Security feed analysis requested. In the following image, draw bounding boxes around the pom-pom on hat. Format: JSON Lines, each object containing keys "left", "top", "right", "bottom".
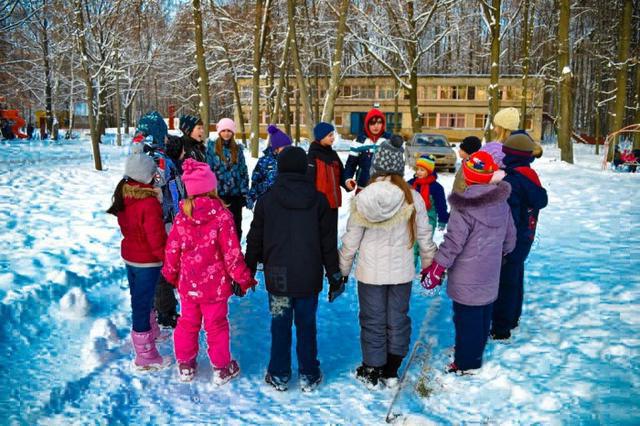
{"left": 125, "top": 143, "right": 157, "bottom": 184}
{"left": 313, "top": 122, "right": 335, "bottom": 141}
{"left": 371, "top": 134, "right": 405, "bottom": 176}
{"left": 502, "top": 131, "right": 537, "bottom": 157}
{"left": 179, "top": 114, "right": 202, "bottom": 136}
{"left": 462, "top": 151, "right": 498, "bottom": 185}
{"left": 267, "top": 124, "right": 293, "bottom": 150}
{"left": 277, "top": 146, "right": 307, "bottom": 174}
{"left": 181, "top": 158, "right": 217, "bottom": 196}
{"left": 459, "top": 136, "right": 482, "bottom": 155}
{"left": 493, "top": 107, "right": 520, "bottom": 131}
{"left": 216, "top": 118, "right": 236, "bottom": 135}
{"left": 415, "top": 154, "right": 436, "bottom": 174}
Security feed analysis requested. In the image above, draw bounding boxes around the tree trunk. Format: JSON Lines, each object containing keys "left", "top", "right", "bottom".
{"left": 595, "top": 66, "right": 601, "bottom": 155}
{"left": 274, "top": 27, "right": 292, "bottom": 124}
{"left": 115, "top": 50, "right": 122, "bottom": 146}
{"left": 482, "top": 0, "right": 501, "bottom": 142}
{"left": 407, "top": 0, "right": 420, "bottom": 134}
{"left": 74, "top": 0, "right": 102, "bottom": 170}
{"left": 520, "top": 0, "right": 532, "bottom": 128}
{"left": 634, "top": 57, "right": 640, "bottom": 150}
{"left": 66, "top": 51, "right": 75, "bottom": 140}
{"left": 557, "top": 0, "right": 573, "bottom": 163}
{"left": 250, "top": 0, "right": 265, "bottom": 157}
{"left": 42, "top": 13, "right": 53, "bottom": 139}
{"left": 287, "top": 0, "right": 315, "bottom": 139}
{"left": 284, "top": 78, "right": 292, "bottom": 138}
{"left": 394, "top": 78, "right": 400, "bottom": 132}
{"left": 321, "top": 0, "right": 350, "bottom": 123}
{"left": 295, "top": 88, "right": 301, "bottom": 144}
{"left": 125, "top": 102, "right": 132, "bottom": 135}
{"left": 610, "top": 0, "right": 633, "bottom": 158}
{"left": 193, "top": 0, "right": 210, "bottom": 136}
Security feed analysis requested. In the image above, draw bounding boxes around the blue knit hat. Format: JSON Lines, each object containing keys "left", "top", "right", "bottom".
{"left": 313, "top": 122, "right": 335, "bottom": 141}
{"left": 179, "top": 114, "right": 202, "bottom": 136}
{"left": 267, "top": 124, "right": 292, "bottom": 150}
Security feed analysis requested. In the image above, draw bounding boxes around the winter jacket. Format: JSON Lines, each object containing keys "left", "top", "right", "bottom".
{"left": 118, "top": 181, "right": 167, "bottom": 265}
{"left": 480, "top": 141, "right": 505, "bottom": 168}
{"left": 502, "top": 154, "right": 548, "bottom": 263}
{"left": 452, "top": 167, "right": 467, "bottom": 194}
{"left": 433, "top": 182, "right": 517, "bottom": 306}
{"left": 162, "top": 197, "right": 254, "bottom": 303}
{"left": 206, "top": 139, "right": 250, "bottom": 201}
{"left": 307, "top": 141, "right": 348, "bottom": 209}
{"left": 408, "top": 174, "right": 449, "bottom": 228}
{"left": 247, "top": 147, "right": 278, "bottom": 210}
{"left": 344, "top": 109, "right": 392, "bottom": 188}
{"left": 339, "top": 178, "right": 437, "bottom": 285}
{"left": 245, "top": 172, "right": 339, "bottom": 298}
{"left": 181, "top": 135, "right": 207, "bottom": 163}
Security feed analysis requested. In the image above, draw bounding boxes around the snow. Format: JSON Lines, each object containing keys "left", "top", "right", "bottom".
{"left": 562, "top": 66, "right": 572, "bottom": 74}
{"left": 1, "top": 135, "right": 639, "bottom": 423}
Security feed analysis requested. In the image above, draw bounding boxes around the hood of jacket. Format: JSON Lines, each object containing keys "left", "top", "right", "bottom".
{"left": 363, "top": 109, "right": 386, "bottom": 141}
{"left": 272, "top": 172, "right": 317, "bottom": 210}
{"left": 448, "top": 181, "right": 511, "bottom": 228}
{"left": 181, "top": 196, "right": 225, "bottom": 225}
{"left": 123, "top": 181, "right": 157, "bottom": 207}
{"left": 351, "top": 179, "right": 414, "bottom": 227}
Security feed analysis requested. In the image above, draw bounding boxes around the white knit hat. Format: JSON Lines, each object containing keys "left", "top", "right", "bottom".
{"left": 493, "top": 107, "right": 520, "bottom": 131}
{"left": 124, "top": 143, "right": 157, "bottom": 184}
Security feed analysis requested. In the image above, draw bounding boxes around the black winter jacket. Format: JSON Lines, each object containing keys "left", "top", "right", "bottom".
{"left": 245, "top": 172, "right": 339, "bottom": 297}
{"left": 182, "top": 135, "right": 207, "bottom": 163}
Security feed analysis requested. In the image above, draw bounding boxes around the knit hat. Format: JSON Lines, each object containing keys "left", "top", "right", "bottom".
{"left": 182, "top": 158, "right": 217, "bottom": 196}
{"left": 216, "top": 117, "right": 236, "bottom": 135}
{"left": 313, "top": 122, "right": 335, "bottom": 141}
{"left": 277, "top": 146, "right": 307, "bottom": 174}
{"left": 179, "top": 114, "right": 202, "bottom": 136}
{"left": 415, "top": 154, "right": 436, "bottom": 174}
{"left": 502, "top": 132, "right": 536, "bottom": 157}
{"left": 267, "top": 124, "right": 292, "bottom": 150}
{"left": 462, "top": 151, "right": 498, "bottom": 185}
{"left": 493, "top": 107, "right": 520, "bottom": 131}
{"left": 372, "top": 134, "right": 405, "bottom": 176}
{"left": 125, "top": 143, "right": 157, "bottom": 184}
{"left": 459, "top": 136, "right": 482, "bottom": 155}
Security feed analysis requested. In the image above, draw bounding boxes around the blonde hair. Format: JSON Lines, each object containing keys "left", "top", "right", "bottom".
{"left": 182, "top": 190, "right": 226, "bottom": 218}
{"left": 494, "top": 126, "right": 511, "bottom": 143}
{"left": 369, "top": 173, "right": 417, "bottom": 248}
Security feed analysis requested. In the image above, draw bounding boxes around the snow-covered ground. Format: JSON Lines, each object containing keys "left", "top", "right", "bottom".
{"left": 1, "top": 133, "right": 638, "bottom": 424}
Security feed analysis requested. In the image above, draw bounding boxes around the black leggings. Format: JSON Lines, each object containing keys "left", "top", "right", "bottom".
{"left": 221, "top": 195, "right": 244, "bottom": 241}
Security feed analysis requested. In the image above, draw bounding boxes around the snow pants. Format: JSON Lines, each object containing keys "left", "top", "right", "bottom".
{"left": 453, "top": 301, "right": 493, "bottom": 370}
{"left": 126, "top": 264, "right": 161, "bottom": 333}
{"left": 174, "top": 297, "right": 231, "bottom": 368}
{"left": 492, "top": 259, "right": 525, "bottom": 334}
{"left": 268, "top": 294, "right": 320, "bottom": 380}
{"left": 357, "top": 282, "right": 412, "bottom": 368}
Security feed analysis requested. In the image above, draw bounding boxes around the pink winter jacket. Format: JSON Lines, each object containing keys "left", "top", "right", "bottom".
{"left": 162, "top": 196, "right": 254, "bottom": 303}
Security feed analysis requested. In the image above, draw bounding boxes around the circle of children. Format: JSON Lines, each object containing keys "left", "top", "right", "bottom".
{"left": 106, "top": 106, "right": 547, "bottom": 393}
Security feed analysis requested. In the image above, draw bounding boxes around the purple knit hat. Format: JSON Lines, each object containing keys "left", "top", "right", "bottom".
{"left": 267, "top": 124, "right": 292, "bottom": 150}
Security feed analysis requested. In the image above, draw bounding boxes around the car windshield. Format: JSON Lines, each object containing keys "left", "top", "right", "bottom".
{"left": 415, "top": 136, "right": 449, "bottom": 147}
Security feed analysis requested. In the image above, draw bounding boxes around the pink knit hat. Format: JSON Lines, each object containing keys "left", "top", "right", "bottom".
{"left": 182, "top": 158, "right": 217, "bottom": 196}
{"left": 216, "top": 118, "right": 236, "bottom": 135}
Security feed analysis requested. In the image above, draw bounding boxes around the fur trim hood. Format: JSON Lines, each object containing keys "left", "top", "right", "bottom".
{"left": 350, "top": 180, "right": 415, "bottom": 228}
{"left": 123, "top": 182, "right": 157, "bottom": 200}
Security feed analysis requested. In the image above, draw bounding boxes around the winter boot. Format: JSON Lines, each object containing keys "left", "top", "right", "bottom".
{"left": 265, "top": 373, "right": 290, "bottom": 392}
{"left": 300, "top": 371, "right": 323, "bottom": 393}
{"left": 150, "top": 310, "right": 171, "bottom": 342}
{"left": 381, "top": 354, "right": 404, "bottom": 389}
{"left": 490, "top": 329, "right": 511, "bottom": 341}
{"left": 446, "top": 362, "right": 478, "bottom": 376}
{"left": 178, "top": 359, "right": 197, "bottom": 382}
{"left": 355, "top": 364, "right": 383, "bottom": 390}
{"left": 157, "top": 309, "right": 180, "bottom": 329}
{"left": 212, "top": 360, "right": 240, "bottom": 386}
{"left": 131, "top": 330, "right": 171, "bottom": 372}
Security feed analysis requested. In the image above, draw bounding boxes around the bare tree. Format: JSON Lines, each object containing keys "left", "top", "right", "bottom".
{"left": 557, "top": 0, "right": 573, "bottom": 163}
{"left": 321, "top": 0, "right": 350, "bottom": 123}
{"left": 193, "top": 0, "right": 210, "bottom": 132}
{"left": 610, "top": 0, "right": 633, "bottom": 158}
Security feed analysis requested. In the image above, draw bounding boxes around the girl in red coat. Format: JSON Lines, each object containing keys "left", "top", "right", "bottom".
{"left": 162, "top": 159, "right": 256, "bottom": 384}
{"left": 107, "top": 144, "right": 170, "bottom": 372}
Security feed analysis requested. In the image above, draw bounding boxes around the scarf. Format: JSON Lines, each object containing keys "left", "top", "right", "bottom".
{"left": 411, "top": 175, "right": 436, "bottom": 209}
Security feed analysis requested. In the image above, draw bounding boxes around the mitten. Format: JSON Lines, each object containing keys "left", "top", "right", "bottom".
{"left": 328, "top": 272, "right": 346, "bottom": 303}
{"left": 232, "top": 281, "right": 246, "bottom": 297}
{"left": 420, "top": 262, "right": 446, "bottom": 290}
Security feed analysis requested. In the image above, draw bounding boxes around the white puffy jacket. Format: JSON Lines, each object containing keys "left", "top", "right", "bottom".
{"left": 339, "top": 179, "right": 437, "bottom": 285}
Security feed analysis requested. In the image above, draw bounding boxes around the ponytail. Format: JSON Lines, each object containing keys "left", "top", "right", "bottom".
{"left": 106, "top": 178, "right": 127, "bottom": 216}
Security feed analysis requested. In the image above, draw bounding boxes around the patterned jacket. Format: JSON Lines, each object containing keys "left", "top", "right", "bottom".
{"left": 206, "top": 139, "right": 250, "bottom": 201}
{"left": 247, "top": 147, "right": 278, "bottom": 210}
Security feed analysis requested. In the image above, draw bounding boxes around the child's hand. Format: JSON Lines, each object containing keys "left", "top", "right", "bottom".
{"left": 437, "top": 223, "right": 446, "bottom": 231}
{"left": 420, "top": 262, "right": 445, "bottom": 290}
{"left": 232, "top": 281, "right": 246, "bottom": 297}
{"left": 345, "top": 179, "right": 357, "bottom": 191}
{"left": 328, "top": 272, "right": 346, "bottom": 302}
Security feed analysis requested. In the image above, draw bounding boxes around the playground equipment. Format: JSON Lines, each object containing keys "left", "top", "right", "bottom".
{"left": 601, "top": 124, "right": 640, "bottom": 170}
{"left": 0, "top": 109, "right": 28, "bottom": 139}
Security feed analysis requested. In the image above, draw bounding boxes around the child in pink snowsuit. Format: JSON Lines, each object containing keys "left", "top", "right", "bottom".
{"left": 162, "top": 158, "right": 256, "bottom": 384}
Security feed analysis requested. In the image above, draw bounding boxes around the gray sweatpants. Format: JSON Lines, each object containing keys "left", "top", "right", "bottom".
{"left": 357, "top": 281, "right": 412, "bottom": 368}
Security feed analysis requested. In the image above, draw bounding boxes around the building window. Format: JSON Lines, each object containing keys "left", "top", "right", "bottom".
{"left": 378, "top": 86, "right": 395, "bottom": 99}
{"left": 426, "top": 86, "right": 438, "bottom": 100}
{"left": 467, "top": 86, "right": 476, "bottom": 100}
{"left": 438, "top": 113, "right": 466, "bottom": 128}
{"left": 474, "top": 114, "right": 488, "bottom": 129}
{"left": 438, "top": 85, "right": 468, "bottom": 100}
{"left": 475, "top": 87, "right": 487, "bottom": 101}
{"left": 334, "top": 114, "right": 343, "bottom": 126}
{"left": 422, "top": 112, "right": 437, "bottom": 128}
{"left": 341, "top": 86, "right": 351, "bottom": 97}
{"left": 524, "top": 114, "right": 533, "bottom": 130}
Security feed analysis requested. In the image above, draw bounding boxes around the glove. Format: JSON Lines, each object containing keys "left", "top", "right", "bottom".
{"left": 232, "top": 277, "right": 258, "bottom": 297}
{"left": 420, "top": 262, "right": 446, "bottom": 290}
{"left": 328, "top": 272, "right": 346, "bottom": 303}
{"left": 437, "top": 223, "right": 446, "bottom": 231}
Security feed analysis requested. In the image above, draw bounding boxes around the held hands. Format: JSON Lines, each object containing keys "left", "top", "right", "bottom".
{"left": 345, "top": 178, "right": 357, "bottom": 192}
{"left": 328, "top": 272, "right": 347, "bottom": 303}
{"left": 420, "top": 262, "right": 446, "bottom": 291}
{"left": 232, "top": 277, "right": 258, "bottom": 297}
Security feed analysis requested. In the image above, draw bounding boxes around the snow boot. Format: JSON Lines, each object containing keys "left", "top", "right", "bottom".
{"left": 446, "top": 362, "right": 477, "bottom": 376}
{"left": 265, "top": 373, "right": 289, "bottom": 392}
{"left": 131, "top": 330, "right": 171, "bottom": 372}
{"left": 490, "top": 329, "right": 511, "bottom": 341}
{"left": 150, "top": 310, "right": 171, "bottom": 342}
{"left": 300, "top": 371, "right": 323, "bottom": 393}
{"left": 157, "top": 309, "right": 180, "bottom": 329}
{"left": 212, "top": 360, "right": 240, "bottom": 386}
{"left": 178, "top": 359, "right": 197, "bottom": 382}
{"left": 355, "top": 364, "right": 383, "bottom": 390}
{"left": 381, "top": 353, "right": 404, "bottom": 389}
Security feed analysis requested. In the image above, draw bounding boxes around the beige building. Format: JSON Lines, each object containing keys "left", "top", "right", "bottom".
{"left": 236, "top": 74, "right": 543, "bottom": 142}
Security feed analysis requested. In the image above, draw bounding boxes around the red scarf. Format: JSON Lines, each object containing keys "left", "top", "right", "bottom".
{"left": 412, "top": 175, "right": 436, "bottom": 209}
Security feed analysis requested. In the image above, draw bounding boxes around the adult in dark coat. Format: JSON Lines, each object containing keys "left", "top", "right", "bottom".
{"left": 245, "top": 146, "right": 343, "bottom": 392}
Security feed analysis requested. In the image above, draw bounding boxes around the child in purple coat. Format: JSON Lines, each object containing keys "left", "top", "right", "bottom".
{"left": 421, "top": 151, "right": 516, "bottom": 374}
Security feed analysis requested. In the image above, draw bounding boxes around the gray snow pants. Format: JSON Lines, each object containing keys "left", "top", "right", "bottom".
{"left": 357, "top": 281, "right": 412, "bottom": 368}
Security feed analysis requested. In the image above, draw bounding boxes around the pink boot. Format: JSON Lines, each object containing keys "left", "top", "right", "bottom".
{"left": 150, "top": 310, "right": 170, "bottom": 343}
{"left": 131, "top": 330, "right": 171, "bottom": 372}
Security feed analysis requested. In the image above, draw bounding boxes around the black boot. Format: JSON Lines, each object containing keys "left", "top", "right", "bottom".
{"left": 381, "top": 353, "right": 404, "bottom": 388}
{"left": 355, "top": 364, "right": 382, "bottom": 389}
